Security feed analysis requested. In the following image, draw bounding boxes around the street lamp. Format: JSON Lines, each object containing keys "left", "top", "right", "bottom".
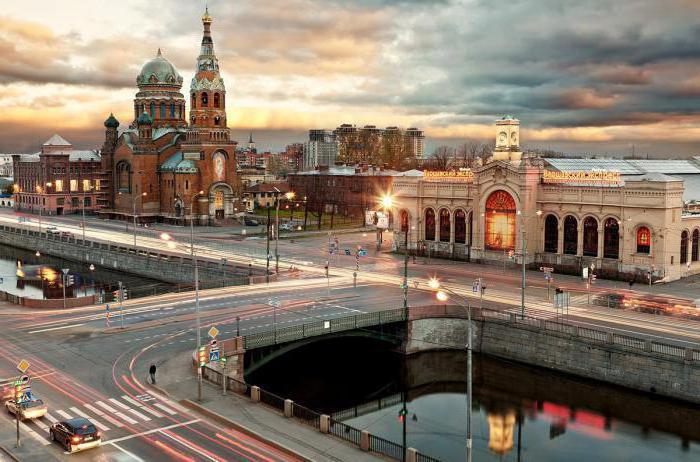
{"left": 275, "top": 191, "right": 295, "bottom": 273}
{"left": 81, "top": 183, "right": 94, "bottom": 242}
{"left": 516, "top": 209, "right": 542, "bottom": 319}
{"left": 377, "top": 194, "right": 393, "bottom": 250}
{"left": 427, "top": 279, "right": 473, "bottom": 462}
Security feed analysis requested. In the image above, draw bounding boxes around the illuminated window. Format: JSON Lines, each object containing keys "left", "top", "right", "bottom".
{"left": 636, "top": 227, "right": 650, "bottom": 254}
{"left": 55, "top": 180, "right": 63, "bottom": 192}
{"left": 681, "top": 230, "right": 689, "bottom": 264}
{"left": 484, "top": 190, "right": 516, "bottom": 251}
{"left": 563, "top": 216, "right": 577, "bottom": 255}
{"left": 425, "top": 208, "right": 435, "bottom": 241}
{"left": 439, "top": 208, "right": 451, "bottom": 242}
{"left": 544, "top": 215, "right": 558, "bottom": 253}
{"left": 603, "top": 218, "right": 619, "bottom": 259}
{"left": 70, "top": 179, "right": 78, "bottom": 192}
{"left": 400, "top": 210, "right": 409, "bottom": 233}
{"left": 583, "top": 217, "right": 598, "bottom": 257}
{"left": 692, "top": 229, "right": 699, "bottom": 262}
{"left": 95, "top": 180, "right": 101, "bottom": 191}
{"left": 454, "top": 210, "right": 466, "bottom": 244}
{"left": 83, "top": 179, "right": 91, "bottom": 191}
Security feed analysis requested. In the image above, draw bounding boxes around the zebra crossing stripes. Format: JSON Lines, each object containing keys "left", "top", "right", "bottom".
{"left": 96, "top": 400, "right": 138, "bottom": 425}
{"left": 152, "top": 402, "right": 178, "bottom": 416}
{"left": 108, "top": 398, "right": 152, "bottom": 422}
{"left": 69, "top": 407, "right": 110, "bottom": 432}
{"left": 84, "top": 403, "right": 124, "bottom": 428}
{"left": 18, "top": 420, "right": 50, "bottom": 446}
{"left": 55, "top": 409, "right": 72, "bottom": 420}
{"left": 121, "top": 395, "right": 165, "bottom": 418}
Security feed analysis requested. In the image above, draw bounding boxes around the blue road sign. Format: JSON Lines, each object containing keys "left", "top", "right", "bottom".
{"left": 358, "top": 250, "right": 368, "bottom": 257}
{"left": 209, "top": 350, "right": 220, "bottom": 362}
{"left": 344, "top": 249, "right": 351, "bottom": 256}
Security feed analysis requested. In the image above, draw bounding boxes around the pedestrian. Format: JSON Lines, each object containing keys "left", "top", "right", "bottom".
{"left": 149, "top": 364, "right": 157, "bottom": 384}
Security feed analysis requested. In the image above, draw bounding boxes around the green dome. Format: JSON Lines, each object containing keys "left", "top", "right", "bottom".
{"left": 137, "top": 111, "right": 153, "bottom": 125}
{"left": 136, "top": 49, "right": 183, "bottom": 88}
{"left": 104, "top": 113, "right": 119, "bottom": 128}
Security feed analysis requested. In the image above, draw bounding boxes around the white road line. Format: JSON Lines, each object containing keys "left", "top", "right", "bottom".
{"left": 152, "top": 402, "right": 177, "bottom": 416}
{"left": 105, "top": 419, "right": 200, "bottom": 444}
{"left": 96, "top": 401, "right": 119, "bottom": 414}
{"left": 43, "top": 412, "right": 58, "bottom": 424}
{"left": 126, "top": 408, "right": 151, "bottom": 422}
{"left": 34, "top": 419, "right": 49, "bottom": 431}
{"left": 55, "top": 410, "right": 72, "bottom": 419}
{"left": 115, "top": 412, "right": 138, "bottom": 425}
{"left": 159, "top": 430, "right": 219, "bottom": 462}
{"left": 69, "top": 407, "right": 110, "bottom": 432}
{"left": 121, "top": 395, "right": 164, "bottom": 418}
{"left": 28, "top": 323, "right": 86, "bottom": 334}
{"left": 111, "top": 441, "right": 146, "bottom": 462}
{"left": 19, "top": 420, "right": 50, "bottom": 445}
{"left": 108, "top": 398, "right": 131, "bottom": 410}
{"left": 84, "top": 404, "right": 124, "bottom": 428}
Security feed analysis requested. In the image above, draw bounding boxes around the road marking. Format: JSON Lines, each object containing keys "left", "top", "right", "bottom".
{"left": 108, "top": 398, "right": 131, "bottom": 410}
{"left": 43, "top": 412, "right": 58, "bottom": 424}
{"left": 111, "top": 441, "right": 146, "bottom": 462}
{"left": 34, "top": 419, "right": 49, "bottom": 430}
{"left": 28, "top": 323, "right": 86, "bottom": 334}
{"left": 19, "top": 420, "right": 50, "bottom": 446}
{"left": 121, "top": 395, "right": 164, "bottom": 418}
{"left": 69, "top": 407, "right": 110, "bottom": 432}
{"left": 105, "top": 419, "right": 200, "bottom": 444}
{"left": 55, "top": 409, "right": 73, "bottom": 419}
{"left": 159, "top": 430, "right": 219, "bottom": 462}
{"left": 152, "top": 402, "right": 178, "bottom": 416}
{"left": 84, "top": 403, "right": 124, "bottom": 428}
{"left": 126, "top": 408, "right": 152, "bottom": 422}
{"left": 96, "top": 400, "right": 119, "bottom": 414}
{"left": 96, "top": 400, "right": 138, "bottom": 424}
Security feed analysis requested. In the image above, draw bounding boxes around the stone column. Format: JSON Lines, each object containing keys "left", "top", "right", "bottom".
{"left": 597, "top": 224, "right": 604, "bottom": 259}
{"left": 576, "top": 222, "right": 583, "bottom": 256}
{"left": 557, "top": 224, "right": 564, "bottom": 255}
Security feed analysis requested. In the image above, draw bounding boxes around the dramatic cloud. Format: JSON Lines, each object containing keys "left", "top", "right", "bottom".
{"left": 1, "top": 0, "right": 700, "bottom": 156}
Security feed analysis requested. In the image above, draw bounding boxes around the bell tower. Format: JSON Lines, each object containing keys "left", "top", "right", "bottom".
{"left": 491, "top": 115, "right": 522, "bottom": 163}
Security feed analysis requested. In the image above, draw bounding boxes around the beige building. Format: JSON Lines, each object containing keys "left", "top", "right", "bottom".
{"left": 389, "top": 116, "right": 700, "bottom": 282}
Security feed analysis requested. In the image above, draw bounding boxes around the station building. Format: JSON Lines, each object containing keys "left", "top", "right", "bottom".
{"left": 389, "top": 116, "right": 700, "bottom": 282}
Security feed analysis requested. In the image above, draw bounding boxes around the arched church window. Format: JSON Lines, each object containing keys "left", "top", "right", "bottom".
{"left": 116, "top": 161, "right": 130, "bottom": 192}
{"left": 201, "top": 92, "right": 208, "bottom": 107}
{"left": 191, "top": 94, "right": 196, "bottom": 109}
{"left": 681, "top": 230, "right": 689, "bottom": 264}
{"left": 544, "top": 215, "right": 558, "bottom": 253}
{"left": 170, "top": 103, "right": 175, "bottom": 118}
{"left": 583, "top": 217, "right": 598, "bottom": 257}
{"left": 214, "top": 116, "right": 220, "bottom": 126}
{"left": 603, "top": 217, "right": 619, "bottom": 259}
{"left": 692, "top": 229, "right": 699, "bottom": 262}
{"left": 563, "top": 215, "right": 577, "bottom": 255}
{"left": 454, "top": 210, "right": 466, "bottom": 244}
{"left": 439, "top": 208, "right": 451, "bottom": 242}
{"left": 160, "top": 103, "right": 166, "bottom": 119}
{"left": 150, "top": 102, "right": 155, "bottom": 117}
{"left": 425, "top": 208, "right": 435, "bottom": 241}
{"left": 214, "top": 93, "right": 220, "bottom": 108}
{"left": 637, "top": 227, "right": 651, "bottom": 254}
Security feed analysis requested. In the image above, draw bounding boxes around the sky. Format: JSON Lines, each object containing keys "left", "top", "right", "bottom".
{"left": 2, "top": 0, "right": 700, "bottom": 157}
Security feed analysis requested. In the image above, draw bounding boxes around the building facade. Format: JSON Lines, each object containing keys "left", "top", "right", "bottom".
{"left": 303, "top": 130, "right": 339, "bottom": 169}
{"left": 389, "top": 117, "right": 700, "bottom": 282}
{"left": 12, "top": 135, "right": 105, "bottom": 215}
{"left": 99, "top": 8, "right": 239, "bottom": 224}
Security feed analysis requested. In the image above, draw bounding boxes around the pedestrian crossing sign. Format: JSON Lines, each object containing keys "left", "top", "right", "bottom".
{"left": 209, "top": 350, "right": 220, "bottom": 362}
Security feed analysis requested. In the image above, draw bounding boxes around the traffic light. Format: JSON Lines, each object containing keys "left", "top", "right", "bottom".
{"left": 66, "top": 275, "right": 75, "bottom": 286}
{"left": 14, "top": 385, "right": 21, "bottom": 403}
{"left": 112, "top": 290, "right": 120, "bottom": 300}
{"left": 198, "top": 346, "right": 207, "bottom": 367}
{"left": 122, "top": 288, "right": 128, "bottom": 301}
{"left": 398, "top": 408, "right": 407, "bottom": 423}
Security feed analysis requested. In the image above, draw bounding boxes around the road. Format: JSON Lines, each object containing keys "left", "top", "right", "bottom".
{"left": 1, "top": 209, "right": 700, "bottom": 460}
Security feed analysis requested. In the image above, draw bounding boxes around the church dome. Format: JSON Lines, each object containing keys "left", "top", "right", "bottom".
{"left": 136, "top": 49, "right": 183, "bottom": 88}
{"left": 137, "top": 111, "right": 153, "bottom": 125}
{"left": 104, "top": 113, "right": 119, "bottom": 128}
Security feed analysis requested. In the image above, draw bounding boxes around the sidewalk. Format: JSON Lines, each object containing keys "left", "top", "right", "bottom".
{"left": 155, "top": 352, "right": 385, "bottom": 462}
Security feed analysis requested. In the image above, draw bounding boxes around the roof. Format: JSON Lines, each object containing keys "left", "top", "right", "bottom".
{"left": 544, "top": 158, "right": 700, "bottom": 175}
{"left": 158, "top": 152, "right": 198, "bottom": 173}
{"left": 13, "top": 150, "right": 100, "bottom": 163}
{"left": 43, "top": 134, "right": 71, "bottom": 146}
{"left": 245, "top": 183, "right": 289, "bottom": 194}
{"left": 393, "top": 169, "right": 424, "bottom": 177}
{"left": 292, "top": 166, "right": 399, "bottom": 176}
{"left": 623, "top": 173, "right": 682, "bottom": 183}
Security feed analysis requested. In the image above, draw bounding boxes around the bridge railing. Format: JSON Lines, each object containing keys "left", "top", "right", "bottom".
{"left": 243, "top": 307, "right": 406, "bottom": 349}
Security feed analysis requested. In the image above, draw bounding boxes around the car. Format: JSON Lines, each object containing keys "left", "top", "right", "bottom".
{"left": 5, "top": 398, "right": 47, "bottom": 420}
{"left": 50, "top": 418, "right": 101, "bottom": 453}
{"left": 46, "top": 226, "right": 59, "bottom": 235}
{"left": 59, "top": 231, "right": 73, "bottom": 238}
{"left": 244, "top": 218, "right": 259, "bottom": 226}
{"left": 279, "top": 223, "right": 293, "bottom": 231}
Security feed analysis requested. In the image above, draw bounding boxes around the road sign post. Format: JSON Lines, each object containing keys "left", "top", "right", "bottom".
{"left": 118, "top": 281, "right": 125, "bottom": 329}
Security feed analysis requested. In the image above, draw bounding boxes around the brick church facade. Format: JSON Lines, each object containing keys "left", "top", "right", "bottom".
{"left": 99, "top": 8, "right": 240, "bottom": 224}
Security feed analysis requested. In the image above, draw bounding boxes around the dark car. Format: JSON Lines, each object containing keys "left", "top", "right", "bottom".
{"left": 244, "top": 218, "right": 259, "bottom": 226}
{"left": 49, "top": 417, "right": 101, "bottom": 453}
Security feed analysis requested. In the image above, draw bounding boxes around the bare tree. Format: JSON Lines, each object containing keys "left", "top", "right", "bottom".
{"left": 425, "top": 146, "right": 454, "bottom": 170}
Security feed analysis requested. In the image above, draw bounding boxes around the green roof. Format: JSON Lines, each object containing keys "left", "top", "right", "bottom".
{"left": 158, "top": 152, "right": 198, "bottom": 173}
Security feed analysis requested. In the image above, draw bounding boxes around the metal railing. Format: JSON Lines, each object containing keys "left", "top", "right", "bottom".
{"left": 369, "top": 434, "right": 403, "bottom": 460}
{"left": 291, "top": 403, "right": 321, "bottom": 429}
{"left": 416, "top": 452, "right": 442, "bottom": 462}
{"left": 328, "top": 419, "right": 362, "bottom": 446}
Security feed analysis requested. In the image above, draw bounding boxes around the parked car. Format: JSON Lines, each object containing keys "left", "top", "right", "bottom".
{"left": 6, "top": 398, "right": 47, "bottom": 420}
{"left": 45, "top": 226, "right": 59, "bottom": 235}
{"left": 59, "top": 231, "right": 73, "bottom": 238}
{"left": 244, "top": 218, "right": 259, "bottom": 226}
{"left": 279, "top": 223, "right": 294, "bottom": 231}
{"left": 49, "top": 418, "right": 101, "bottom": 453}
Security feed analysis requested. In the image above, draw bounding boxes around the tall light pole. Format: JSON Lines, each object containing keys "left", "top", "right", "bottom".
{"left": 517, "top": 209, "right": 542, "bottom": 319}
{"left": 190, "top": 191, "right": 204, "bottom": 400}
{"left": 131, "top": 192, "right": 147, "bottom": 251}
{"left": 429, "top": 278, "right": 472, "bottom": 462}
{"left": 275, "top": 191, "right": 295, "bottom": 273}
{"left": 81, "top": 183, "right": 93, "bottom": 242}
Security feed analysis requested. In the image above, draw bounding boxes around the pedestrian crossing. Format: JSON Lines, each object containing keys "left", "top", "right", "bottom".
{"left": 4, "top": 393, "right": 181, "bottom": 447}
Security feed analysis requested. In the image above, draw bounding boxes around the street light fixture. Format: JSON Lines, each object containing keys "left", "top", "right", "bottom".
{"left": 427, "top": 279, "right": 473, "bottom": 462}
{"left": 274, "top": 191, "right": 296, "bottom": 273}
{"left": 516, "top": 209, "right": 542, "bottom": 319}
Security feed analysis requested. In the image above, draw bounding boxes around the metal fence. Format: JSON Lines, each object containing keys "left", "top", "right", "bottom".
{"left": 416, "top": 452, "right": 442, "bottom": 462}
{"left": 291, "top": 403, "right": 321, "bottom": 429}
{"left": 328, "top": 419, "right": 362, "bottom": 446}
{"left": 369, "top": 434, "right": 404, "bottom": 460}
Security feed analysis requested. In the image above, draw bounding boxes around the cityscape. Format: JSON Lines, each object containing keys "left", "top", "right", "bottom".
{"left": 1, "top": 1, "right": 700, "bottom": 461}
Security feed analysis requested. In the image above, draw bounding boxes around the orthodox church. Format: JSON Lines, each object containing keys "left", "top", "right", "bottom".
{"left": 99, "top": 8, "right": 239, "bottom": 224}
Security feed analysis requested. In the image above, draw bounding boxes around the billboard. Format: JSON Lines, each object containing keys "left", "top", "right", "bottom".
{"left": 366, "top": 211, "right": 389, "bottom": 229}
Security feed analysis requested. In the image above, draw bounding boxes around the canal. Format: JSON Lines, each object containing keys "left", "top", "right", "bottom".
{"left": 248, "top": 341, "right": 700, "bottom": 461}
{"left": 0, "top": 243, "right": 172, "bottom": 301}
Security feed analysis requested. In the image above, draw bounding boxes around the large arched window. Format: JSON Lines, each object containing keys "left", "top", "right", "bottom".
{"left": 400, "top": 210, "right": 409, "bottom": 233}
{"left": 214, "top": 93, "right": 220, "bottom": 108}
{"left": 484, "top": 190, "right": 516, "bottom": 250}
{"left": 544, "top": 215, "right": 558, "bottom": 253}
{"left": 425, "top": 209, "right": 435, "bottom": 241}
{"left": 160, "top": 102, "right": 166, "bottom": 119}
{"left": 563, "top": 215, "right": 578, "bottom": 255}
{"left": 116, "top": 161, "right": 130, "bottom": 192}
{"left": 583, "top": 217, "right": 598, "bottom": 257}
{"left": 170, "top": 103, "right": 175, "bottom": 118}
{"left": 636, "top": 227, "right": 651, "bottom": 254}
{"left": 201, "top": 92, "right": 208, "bottom": 107}
{"left": 681, "top": 230, "right": 689, "bottom": 264}
{"left": 149, "top": 102, "right": 155, "bottom": 117}
{"left": 603, "top": 218, "right": 620, "bottom": 259}
{"left": 439, "top": 208, "right": 451, "bottom": 242}
{"left": 692, "top": 229, "right": 699, "bottom": 262}
{"left": 455, "top": 210, "right": 466, "bottom": 244}
{"left": 468, "top": 212, "right": 473, "bottom": 246}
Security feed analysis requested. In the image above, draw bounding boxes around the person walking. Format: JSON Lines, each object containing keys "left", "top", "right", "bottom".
{"left": 149, "top": 364, "right": 157, "bottom": 384}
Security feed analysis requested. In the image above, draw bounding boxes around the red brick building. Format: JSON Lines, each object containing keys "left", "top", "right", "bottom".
{"left": 13, "top": 134, "right": 106, "bottom": 215}
{"left": 99, "top": 8, "right": 239, "bottom": 224}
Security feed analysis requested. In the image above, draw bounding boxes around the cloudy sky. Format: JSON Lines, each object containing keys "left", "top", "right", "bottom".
{"left": 2, "top": 0, "right": 700, "bottom": 156}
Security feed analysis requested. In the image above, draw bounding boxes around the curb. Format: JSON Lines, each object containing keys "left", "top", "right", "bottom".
{"left": 179, "top": 399, "right": 312, "bottom": 462}
{"left": 0, "top": 445, "right": 20, "bottom": 462}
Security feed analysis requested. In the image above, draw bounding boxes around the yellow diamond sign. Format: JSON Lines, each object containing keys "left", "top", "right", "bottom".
{"left": 208, "top": 326, "right": 219, "bottom": 339}
{"left": 16, "top": 359, "right": 30, "bottom": 374}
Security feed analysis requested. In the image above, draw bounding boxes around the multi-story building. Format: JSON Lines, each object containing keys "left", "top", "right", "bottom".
{"left": 303, "top": 130, "right": 338, "bottom": 169}
{"left": 404, "top": 127, "right": 425, "bottom": 159}
{"left": 99, "top": 7, "right": 240, "bottom": 224}
{"left": 281, "top": 143, "right": 304, "bottom": 172}
{"left": 12, "top": 134, "right": 106, "bottom": 215}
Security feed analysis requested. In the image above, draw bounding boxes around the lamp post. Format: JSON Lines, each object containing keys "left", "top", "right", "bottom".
{"left": 81, "top": 183, "right": 93, "bottom": 242}
{"left": 127, "top": 191, "right": 147, "bottom": 252}
{"left": 517, "top": 209, "right": 542, "bottom": 319}
{"left": 429, "top": 278, "right": 473, "bottom": 462}
{"left": 275, "top": 191, "right": 295, "bottom": 273}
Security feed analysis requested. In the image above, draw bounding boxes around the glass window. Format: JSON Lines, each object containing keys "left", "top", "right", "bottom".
{"left": 484, "top": 190, "right": 516, "bottom": 251}
{"left": 692, "top": 229, "right": 699, "bottom": 262}
{"left": 70, "top": 180, "right": 78, "bottom": 192}
{"left": 95, "top": 180, "right": 101, "bottom": 191}
{"left": 544, "top": 215, "right": 558, "bottom": 253}
{"left": 214, "top": 93, "right": 220, "bottom": 108}
{"left": 160, "top": 102, "right": 166, "bottom": 119}
{"left": 150, "top": 102, "right": 155, "bottom": 117}
{"left": 55, "top": 180, "right": 63, "bottom": 192}
{"left": 82, "top": 179, "right": 91, "bottom": 191}
{"left": 454, "top": 210, "right": 466, "bottom": 244}
{"left": 170, "top": 103, "right": 175, "bottom": 118}
{"left": 425, "top": 209, "right": 435, "bottom": 241}
{"left": 563, "top": 216, "right": 577, "bottom": 255}
{"left": 603, "top": 218, "right": 619, "bottom": 259}
{"left": 439, "top": 208, "right": 450, "bottom": 242}
{"left": 681, "top": 230, "right": 689, "bottom": 264}
{"left": 583, "top": 217, "right": 598, "bottom": 257}
{"left": 201, "top": 92, "right": 208, "bottom": 107}
{"left": 636, "top": 227, "right": 650, "bottom": 254}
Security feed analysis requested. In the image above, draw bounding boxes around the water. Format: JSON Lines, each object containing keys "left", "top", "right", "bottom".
{"left": 249, "top": 343, "right": 700, "bottom": 462}
{"left": 0, "top": 244, "right": 170, "bottom": 300}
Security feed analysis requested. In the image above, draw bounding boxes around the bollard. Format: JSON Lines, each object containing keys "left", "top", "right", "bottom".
{"left": 251, "top": 386, "right": 261, "bottom": 402}
{"left": 320, "top": 414, "right": 330, "bottom": 433}
{"left": 360, "top": 430, "right": 370, "bottom": 451}
{"left": 284, "top": 399, "right": 293, "bottom": 418}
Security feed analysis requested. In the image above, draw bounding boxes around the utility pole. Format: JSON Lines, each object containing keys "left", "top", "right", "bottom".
{"left": 466, "top": 301, "right": 473, "bottom": 462}
{"left": 403, "top": 224, "right": 409, "bottom": 315}
{"left": 266, "top": 207, "right": 271, "bottom": 282}
{"left": 521, "top": 227, "right": 526, "bottom": 319}
{"left": 62, "top": 268, "right": 69, "bottom": 309}
{"left": 275, "top": 191, "right": 280, "bottom": 273}
{"left": 118, "top": 281, "right": 124, "bottom": 329}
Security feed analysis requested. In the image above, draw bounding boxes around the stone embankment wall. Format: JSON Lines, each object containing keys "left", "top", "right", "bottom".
{"left": 0, "top": 224, "right": 253, "bottom": 284}
{"left": 406, "top": 305, "right": 700, "bottom": 404}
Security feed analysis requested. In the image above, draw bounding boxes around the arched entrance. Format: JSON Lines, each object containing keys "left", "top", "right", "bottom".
{"left": 208, "top": 183, "right": 234, "bottom": 220}
{"left": 484, "top": 190, "right": 516, "bottom": 251}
